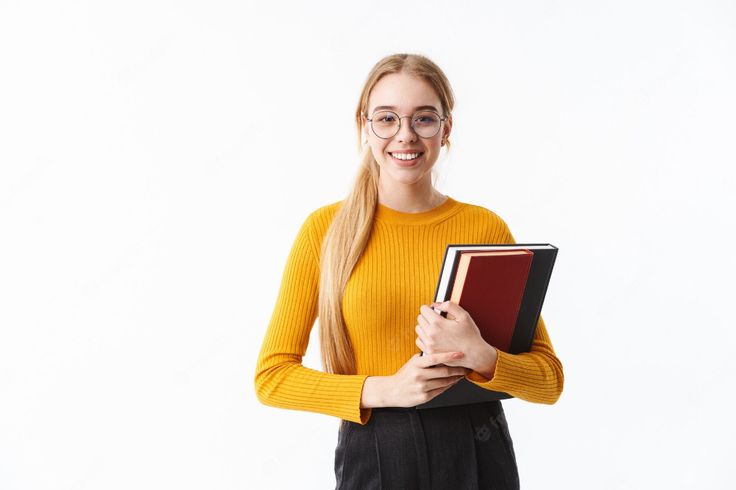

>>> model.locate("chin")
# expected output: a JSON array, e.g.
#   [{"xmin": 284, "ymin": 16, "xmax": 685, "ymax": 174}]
[{"xmin": 385, "ymin": 170, "xmax": 429, "ymax": 185}]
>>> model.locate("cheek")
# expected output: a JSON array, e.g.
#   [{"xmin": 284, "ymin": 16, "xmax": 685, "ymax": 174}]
[
  {"xmin": 369, "ymin": 146, "xmax": 386, "ymax": 164},
  {"xmin": 370, "ymin": 142, "xmax": 389, "ymax": 158}
]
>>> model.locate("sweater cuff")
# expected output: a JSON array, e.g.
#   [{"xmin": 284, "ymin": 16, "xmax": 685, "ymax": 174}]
[
  {"xmin": 348, "ymin": 375, "xmax": 373, "ymax": 425},
  {"xmin": 465, "ymin": 349, "xmax": 511, "ymax": 388}
]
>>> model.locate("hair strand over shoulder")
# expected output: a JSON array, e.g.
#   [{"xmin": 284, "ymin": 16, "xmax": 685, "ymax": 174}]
[{"xmin": 318, "ymin": 53, "xmax": 455, "ymax": 374}]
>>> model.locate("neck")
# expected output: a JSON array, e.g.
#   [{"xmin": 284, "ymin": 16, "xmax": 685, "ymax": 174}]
[{"xmin": 377, "ymin": 181, "xmax": 446, "ymax": 213}]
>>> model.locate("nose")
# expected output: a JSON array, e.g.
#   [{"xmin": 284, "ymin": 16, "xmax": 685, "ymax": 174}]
[{"xmin": 396, "ymin": 116, "xmax": 417, "ymax": 142}]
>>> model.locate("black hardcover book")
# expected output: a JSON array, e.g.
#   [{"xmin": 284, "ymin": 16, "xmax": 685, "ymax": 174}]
[{"xmin": 415, "ymin": 243, "xmax": 558, "ymax": 410}]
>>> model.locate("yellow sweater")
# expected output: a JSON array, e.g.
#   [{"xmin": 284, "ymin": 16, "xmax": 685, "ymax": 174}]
[{"xmin": 254, "ymin": 196, "xmax": 564, "ymax": 425}]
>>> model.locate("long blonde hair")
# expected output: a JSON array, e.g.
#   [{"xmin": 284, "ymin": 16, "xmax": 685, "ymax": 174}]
[{"xmin": 318, "ymin": 53, "xmax": 456, "ymax": 375}]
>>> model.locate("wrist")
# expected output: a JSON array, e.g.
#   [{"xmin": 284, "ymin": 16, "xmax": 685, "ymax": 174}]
[
  {"xmin": 468, "ymin": 342, "xmax": 498, "ymax": 380},
  {"xmin": 360, "ymin": 375, "xmax": 390, "ymax": 408}
]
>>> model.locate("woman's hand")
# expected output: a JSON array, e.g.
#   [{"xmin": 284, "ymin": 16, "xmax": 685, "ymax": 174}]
[
  {"xmin": 415, "ymin": 301, "xmax": 499, "ymax": 377},
  {"xmin": 382, "ymin": 352, "xmax": 473, "ymax": 407}
]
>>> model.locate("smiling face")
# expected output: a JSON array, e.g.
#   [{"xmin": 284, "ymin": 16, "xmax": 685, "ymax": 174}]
[{"xmin": 362, "ymin": 72, "xmax": 452, "ymax": 191}]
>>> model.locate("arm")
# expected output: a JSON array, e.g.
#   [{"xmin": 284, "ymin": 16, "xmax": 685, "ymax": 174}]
[
  {"xmin": 464, "ymin": 314, "xmax": 564, "ymax": 404},
  {"xmin": 254, "ymin": 213, "xmax": 373, "ymax": 424}
]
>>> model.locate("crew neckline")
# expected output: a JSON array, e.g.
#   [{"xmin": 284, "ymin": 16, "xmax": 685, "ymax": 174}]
[{"xmin": 375, "ymin": 195, "xmax": 463, "ymax": 225}]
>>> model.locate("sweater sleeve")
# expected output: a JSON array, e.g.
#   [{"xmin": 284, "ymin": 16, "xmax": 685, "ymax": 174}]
[
  {"xmin": 253, "ymin": 212, "xmax": 373, "ymax": 424},
  {"xmin": 463, "ymin": 219, "xmax": 565, "ymax": 404}
]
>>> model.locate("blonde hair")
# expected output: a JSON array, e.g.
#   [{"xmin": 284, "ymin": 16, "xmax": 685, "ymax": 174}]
[{"xmin": 318, "ymin": 53, "xmax": 456, "ymax": 374}]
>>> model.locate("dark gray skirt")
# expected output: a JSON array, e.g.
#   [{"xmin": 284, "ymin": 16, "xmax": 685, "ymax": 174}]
[{"xmin": 334, "ymin": 400, "xmax": 520, "ymax": 490}]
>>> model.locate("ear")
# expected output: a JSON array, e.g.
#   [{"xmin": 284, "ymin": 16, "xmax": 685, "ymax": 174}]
[{"xmin": 444, "ymin": 113, "xmax": 453, "ymax": 140}]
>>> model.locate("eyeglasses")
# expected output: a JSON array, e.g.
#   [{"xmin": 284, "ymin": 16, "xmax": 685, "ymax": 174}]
[{"xmin": 365, "ymin": 110, "xmax": 448, "ymax": 139}]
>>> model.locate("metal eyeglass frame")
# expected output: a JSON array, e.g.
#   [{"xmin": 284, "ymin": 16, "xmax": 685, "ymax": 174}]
[{"xmin": 364, "ymin": 110, "xmax": 448, "ymax": 139}]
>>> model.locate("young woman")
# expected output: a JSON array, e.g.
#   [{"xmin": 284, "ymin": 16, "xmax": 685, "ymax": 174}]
[{"xmin": 254, "ymin": 53, "xmax": 564, "ymax": 490}]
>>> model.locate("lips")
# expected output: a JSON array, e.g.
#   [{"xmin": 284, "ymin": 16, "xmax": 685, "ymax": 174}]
[{"xmin": 388, "ymin": 151, "xmax": 424, "ymax": 166}]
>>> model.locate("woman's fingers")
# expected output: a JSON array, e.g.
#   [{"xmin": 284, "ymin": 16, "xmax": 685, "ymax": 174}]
[
  {"xmin": 419, "ymin": 350, "xmax": 464, "ymax": 368},
  {"xmin": 415, "ymin": 336, "xmax": 427, "ymax": 352}
]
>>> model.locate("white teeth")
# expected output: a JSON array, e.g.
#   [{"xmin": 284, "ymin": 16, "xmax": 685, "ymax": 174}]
[{"xmin": 391, "ymin": 152, "xmax": 421, "ymax": 160}]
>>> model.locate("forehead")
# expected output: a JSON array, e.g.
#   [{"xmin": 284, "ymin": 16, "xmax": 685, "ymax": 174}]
[{"xmin": 367, "ymin": 72, "xmax": 441, "ymax": 114}]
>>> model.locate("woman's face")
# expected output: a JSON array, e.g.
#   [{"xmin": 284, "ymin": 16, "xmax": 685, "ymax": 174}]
[{"xmin": 362, "ymin": 72, "xmax": 452, "ymax": 189}]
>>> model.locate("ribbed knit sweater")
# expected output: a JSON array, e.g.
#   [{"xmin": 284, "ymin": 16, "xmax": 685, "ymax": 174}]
[{"xmin": 254, "ymin": 196, "xmax": 564, "ymax": 425}]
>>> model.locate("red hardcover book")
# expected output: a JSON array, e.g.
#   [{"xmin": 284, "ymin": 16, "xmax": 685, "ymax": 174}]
[{"xmin": 449, "ymin": 250, "xmax": 533, "ymax": 352}]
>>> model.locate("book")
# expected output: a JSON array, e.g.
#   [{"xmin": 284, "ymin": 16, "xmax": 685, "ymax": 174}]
[{"xmin": 415, "ymin": 243, "xmax": 558, "ymax": 409}]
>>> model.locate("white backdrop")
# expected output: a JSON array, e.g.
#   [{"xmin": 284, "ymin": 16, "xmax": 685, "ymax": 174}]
[{"xmin": 1, "ymin": 1, "xmax": 734, "ymax": 489}]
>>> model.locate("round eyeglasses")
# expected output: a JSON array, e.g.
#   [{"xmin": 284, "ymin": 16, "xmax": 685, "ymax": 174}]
[{"xmin": 365, "ymin": 110, "xmax": 448, "ymax": 139}]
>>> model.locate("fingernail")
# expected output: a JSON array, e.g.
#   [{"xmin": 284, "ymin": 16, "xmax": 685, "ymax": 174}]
[{"xmin": 452, "ymin": 352, "xmax": 464, "ymax": 359}]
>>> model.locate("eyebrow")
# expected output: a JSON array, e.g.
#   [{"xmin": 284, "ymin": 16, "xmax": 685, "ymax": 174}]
[{"xmin": 372, "ymin": 105, "xmax": 439, "ymax": 113}]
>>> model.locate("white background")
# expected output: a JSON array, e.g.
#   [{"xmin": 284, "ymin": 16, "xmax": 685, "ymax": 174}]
[{"xmin": 1, "ymin": 1, "xmax": 734, "ymax": 489}]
